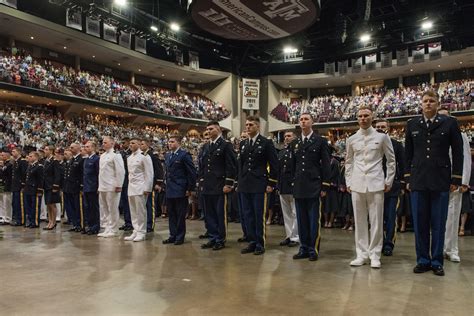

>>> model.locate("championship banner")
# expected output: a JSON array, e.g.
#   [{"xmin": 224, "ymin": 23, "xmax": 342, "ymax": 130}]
[
  {"xmin": 175, "ymin": 49, "xmax": 184, "ymax": 66},
  {"xmin": 352, "ymin": 57, "xmax": 362, "ymax": 73},
  {"xmin": 0, "ymin": 0, "xmax": 17, "ymax": 8},
  {"xmin": 324, "ymin": 62, "xmax": 335, "ymax": 76},
  {"xmin": 283, "ymin": 51, "xmax": 303, "ymax": 63},
  {"xmin": 135, "ymin": 37, "xmax": 146, "ymax": 54},
  {"xmin": 396, "ymin": 48, "xmax": 408, "ymax": 66},
  {"xmin": 86, "ymin": 17, "xmax": 100, "ymax": 38},
  {"xmin": 242, "ymin": 78, "xmax": 260, "ymax": 110},
  {"xmin": 189, "ymin": 51, "xmax": 200, "ymax": 71},
  {"xmin": 413, "ymin": 44, "xmax": 425, "ymax": 63},
  {"xmin": 365, "ymin": 53, "xmax": 376, "ymax": 71},
  {"xmin": 119, "ymin": 31, "xmax": 131, "ymax": 49},
  {"xmin": 66, "ymin": 9, "xmax": 82, "ymax": 31},
  {"xmin": 338, "ymin": 60, "xmax": 348, "ymax": 75},
  {"xmin": 429, "ymin": 42, "xmax": 442, "ymax": 61},
  {"xmin": 103, "ymin": 23, "xmax": 117, "ymax": 43},
  {"xmin": 381, "ymin": 51, "xmax": 392, "ymax": 68}
]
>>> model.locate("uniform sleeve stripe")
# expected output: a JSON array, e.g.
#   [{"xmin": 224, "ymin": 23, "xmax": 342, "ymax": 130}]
[
  {"xmin": 322, "ymin": 182, "xmax": 330, "ymax": 186},
  {"xmin": 404, "ymin": 173, "xmax": 410, "ymax": 177},
  {"xmin": 452, "ymin": 175, "xmax": 462, "ymax": 179},
  {"xmin": 225, "ymin": 178, "xmax": 235, "ymax": 181},
  {"xmin": 268, "ymin": 178, "xmax": 278, "ymax": 183}
]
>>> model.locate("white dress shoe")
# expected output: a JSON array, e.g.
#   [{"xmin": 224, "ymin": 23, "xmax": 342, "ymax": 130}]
[
  {"xmin": 133, "ymin": 235, "xmax": 146, "ymax": 242},
  {"xmin": 124, "ymin": 233, "xmax": 137, "ymax": 241},
  {"xmin": 350, "ymin": 258, "xmax": 366, "ymax": 266},
  {"xmin": 104, "ymin": 232, "xmax": 119, "ymax": 238},
  {"xmin": 370, "ymin": 259, "xmax": 381, "ymax": 269},
  {"xmin": 97, "ymin": 231, "xmax": 109, "ymax": 237},
  {"xmin": 449, "ymin": 253, "xmax": 461, "ymax": 262}
]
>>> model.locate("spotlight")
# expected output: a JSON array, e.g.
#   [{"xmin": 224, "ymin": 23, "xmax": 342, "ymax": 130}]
[
  {"xmin": 283, "ymin": 46, "xmax": 297, "ymax": 54},
  {"xmin": 114, "ymin": 0, "xmax": 127, "ymax": 7},
  {"xmin": 170, "ymin": 23, "xmax": 180, "ymax": 31},
  {"xmin": 360, "ymin": 33, "xmax": 371, "ymax": 43},
  {"xmin": 421, "ymin": 21, "xmax": 433, "ymax": 30},
  {"xmin": 150, "ymin": 25, "xmax": 158, "ymax": 32}
]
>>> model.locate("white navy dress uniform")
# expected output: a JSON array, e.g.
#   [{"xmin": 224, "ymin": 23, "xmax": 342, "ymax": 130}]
[
  {"xmin": 125, "ymin": 149, "xmax": 154, "ymax": 242},
  {"xmin": 345, "ymin": 126, "xmax": 395, "ymax": 268},
  {"xmin": 444, "ymin": 132, "xmax": 471, "ymax": 262},
  {"xmin": 98, "ymin": 148, "xmax": 125, "ymax": 237}
]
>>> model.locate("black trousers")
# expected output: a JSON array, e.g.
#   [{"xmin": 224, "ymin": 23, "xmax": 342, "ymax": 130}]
[
  {"xmin": 84, "ymin": 192, "xmax": 100, "ymax": 233},
  {"xmin": 166, "ymin": 197, "xmax": 188, "ymax": 242}
]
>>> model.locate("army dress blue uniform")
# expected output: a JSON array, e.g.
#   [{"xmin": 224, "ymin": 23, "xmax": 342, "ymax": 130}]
[
  {"xmin": 199, "ymin": 136, "xmax": 237, "ymax": 248},
  {"xmin": 291, "ymin": 132, "xmax": 331, "ymax": 259},
  {"xmin": 63, "ymin": 154, "xmax": 84, "ymax": 231},
  {"xmin": 83, "ymin": 153, "xmax": 100, "ymax": 234},
  {"xmin": 405, "ymin": 114, "xmax": 463, "ymax": 272},
  {"xmin": 382, "ymin": 137, "xmax": 405, "ymax": 254},
  {"xmin": 163, "ymin": 148, "xmax": 197, "ymax": 244},
  {"xmin": 24, "ymin": 161, "xmax": 44, "ymax": 228},
  {"xmin": 238, "ymin": 134, "xmax": 279, "ymax": 254},
  {"xmin": 119, "ymin": 148, "xmax": 132, "ymax": 230},
  {"xmin": 11, "ymin": 157, "xmax": 28, "ymax": 225},
  {"xmin": 143, "ymin": 148, "xmax": 164, "ymax": 232},
  {"xmin": 43, "ymin": 157, "xmax": 61, "ymax": 205}
]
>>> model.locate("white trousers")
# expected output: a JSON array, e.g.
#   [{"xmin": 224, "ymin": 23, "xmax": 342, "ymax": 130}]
[
  {"xmin": 129, "ymin": 195, "xmax": 147, "ymax": 237},
  {"xmin": 99, "ymin": 191, "xmax": 121, "ymax": 234},
  {"xmin": 444, "ymin": 190, "xmax": 462, "ymax": 256},
  {"xmin": 352, "ymin": 191, "xmax": 384, "ymax": 261},
  {"xmin": 280, "ymin": 194, "xmax": 299, "ymax": 242},
  {"xmin": 0, "ymin": 192, "xmax": 12, "ymax": 223}
]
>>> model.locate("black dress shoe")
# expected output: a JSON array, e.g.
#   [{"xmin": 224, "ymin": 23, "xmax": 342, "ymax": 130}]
[
  {"xmin": 174, "ymin": 240, "xmax": 184, "ymax": 245},
  {"xmin": 74, "ymin": 227, "xmax": 82, "ymax": 232},
  {"xmin": 162, "ymin": 238, "xmax": 175, "ymax": 244},
  {"xmin": 119, "ymin": 224, "xmax": 127, "ymax": 230},
  {"xmin": 254, "ymin": 248, "xmax": 265, "ymax": 255},
  {"xmin": 29, "ymin": 225, "xmax": 39, "ymax": 229},
  {"xmin": 432, "ymin": 265, "xmax": 445, "ymax": 276},
  {"xmin": 241, "ymin": 246, "xmax": 255, "ymax": 254},
  {"xmin": 199, "ymin": 232, "xmax": 210, "ymax": 239},
  {"xmin": 279, "ymin": 238, "xmax": 290, "ymax": 246},
  {"xmin": 288, "ymin": 241, "xmax": 299, "ymax": 247},
  {"xmin": 293, "ymin": 252, "xmax": 310, "ymax": 260},
  {"xmin": 10, "ymin": 222, "xmax": 23, "ymax": 226},
  {"xmin": 87, "ymin": 230, "xmax": 98, "ymax": 235},
  {"xmin": 413, "ymin": 264, "xmax": 432, "ymax": 273},
  {"xmin": 212, "ymin": 243, "xmax": 225, "ymax": 251},
  {"xmin": 123, "ymin": 226, "xmax": 133, "ymax": 231},
  {"xmin": 383, "ymin": 248, "xmax": 393, "ymax": 256},
  {"xmin": 68, "ymin": 227, "xmax": 77, "ymax": 232},
  {"xmin": 81, "ymin": 229, "xmax": 89, "ymax": 234},
  {"xmin": 237, "ymin": 236, "xmax": 248, "ymax": 243},
  {"xmin": 308, "ymin": 253, "xmax": 318, "ymax": 261},
  {"xmin": 201, "ymin": 241, "xmax": 215, "ymax": 249}
]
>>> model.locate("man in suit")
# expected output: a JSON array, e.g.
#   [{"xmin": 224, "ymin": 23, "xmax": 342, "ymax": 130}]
[
  {"xmin": 374, "ymin": 119, "xmax": 406, "ymax": 256},
  {"xmin": 23, "ymin": 151, "xmax": 44, "ymax": 228},
  {"xmin": 291, "ymin": 114, "xmax": 331, "ymax": 261},
  {"xmin": 140, "ymin": 139, "xmax": 164, "ymax": 233},
  {"xmin": 238, "ymin": 116, "xmax": 279, "ymax": 255},
  {"xmin": 98, "ymin": 136, "xmax": 125, "ymax": 238},
  {"xmin": 83, "ymin": 141, "xmax": 100, "ymax": 235},
  {"xmin": 10, "ymin": 147, "xmax": 27, "ymax": 226},
  {"xmin": 125, "ymin": 137, "xmax": 154, "ymax": 242},
  {"xmin": 42, "ymin": 145, "xmax": 61, "ymax": 230},
  {"xmin": 0, "ymin": 151, "xmax": 13, "ymax": 225},
  {"xmin": 200, "ymin": 121, "xmax": 237, "ymax": 251},
  {"xmin": 346, "ymin": 107, "xmax": 395, "ymax": 269},
  {"xmin": 278, "ymin": 131, "xmax": 299, "ymax": 247},
  {"xmin": 163, "ymin": 135, "xmax": 197, "ymax": 245},
  {"xmin": 63, "ymin": 143, "xmax": 84, "ymax": 232},
  {"xmin": 405, "ymin": 91, "xmax": 464, "ymax": 276},
  {"xmin": 437, "ymin": 109, "xmax": 471, "ymax": 263},
  {"xmin": 119, "ymin": 137, "xmax": 133, "ymax": 232}
]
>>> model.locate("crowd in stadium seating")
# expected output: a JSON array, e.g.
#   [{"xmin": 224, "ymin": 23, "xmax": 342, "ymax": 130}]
[
  {"xmin": 272, "ymin": 80, "xmax": 474, "ymax": 123},
  {"xmin": 0, "ymin": 52, "xmax": 230, "ymax": 121}
]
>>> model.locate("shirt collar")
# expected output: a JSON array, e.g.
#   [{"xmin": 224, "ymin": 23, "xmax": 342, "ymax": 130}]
[
  {"xmin": 211, "ymin": 135, "xmax": 222, "ymax": 145},
  {"xmin": 302, "ymin": 130, "xmax": 313, "ymax": 141},
  {"xmin": 250, "ymin": 134, "xmax": 259, "ymax": 144},
  {"xmin": 360, "ymin": 126, "xmax": 375, "ymax": 136},
  {"xmin": 424, "ymin": 114, "xmax": 436, "ymax": 123},
  {"xmin": 132, "ymin": 149, "xmax": 142, "ymax": 156},
  {"xmin": 173, "ymin": 148, "xmax": 180, "ymax": 155}
]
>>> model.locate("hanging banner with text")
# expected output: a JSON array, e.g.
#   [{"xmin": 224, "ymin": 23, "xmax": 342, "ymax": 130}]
[
  {"xmin": 135, "ymin": 37, "xmax": 146, "ymax": 54},
  {"xmin": 119, "ymin": 31, "xmax": 131, "ymax": 49},
  {"xmin": 381, "ymin": 51, "xmax": 392, "ymax": 68},
  {"xmin": 66, "ymin": 9, "xmax": 82, "ymax": 31},
  {"xmin": 189, "ymin": 51, "xmax": 200, "ymax": 71},
  {"xmin": 413, "ymin": 44, "xmax": 425, "ymax": 63},
  {"xmin": 429, "ymin": 42, "xmax": 442, "ymax": 60},
  {"xmin": 352, "ymin": 57, "xmax": 362, "ymax": 73},
  {"xmin": 338, "ymin": 60, "xmax": 348, "ymax": 75},
  {"xmin": 242, "ymin": 78, "xmax": 260, "ymax": 110},
  {"xmin": 0, "ymin": 0, "xmax": 17, "ymax": 8},
  {"xmin": 365, "ymin": 53, "xmax": 376, "ymax": 71},
  {"xmin": 396, "ymin": 48, "xmax": 408, "ymax": 66},
  {"xmin": 324, "ymin": 62, "xmax": 335, "ymax": 76},
  {"xmin": 103, "ymin": 23, "xmax": 117, "ymax": 43},
  {"xmin": 86, "ymin": 17, "xmax": 100, "ymax": 38}
]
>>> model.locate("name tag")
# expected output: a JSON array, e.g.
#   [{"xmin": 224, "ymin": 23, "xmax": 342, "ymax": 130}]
[{"xmin": 411, "ymin": 131, "xmax": 419, "ymax": 136}]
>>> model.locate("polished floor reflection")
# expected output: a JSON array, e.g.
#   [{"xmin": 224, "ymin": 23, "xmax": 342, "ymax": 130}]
[{"xmin": 0, "ymin": 220, "xmax": 472, "ymax": 315}]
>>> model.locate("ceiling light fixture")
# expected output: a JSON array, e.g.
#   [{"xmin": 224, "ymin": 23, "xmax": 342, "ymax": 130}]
[
  {"xmin": 170, "ymin": 23, "xmax": 180, "ymax": 31},
  {"xmin": 360, "ymin": 33, "xmax": 371, "ymax": 43},
  {"xmin": 150, "ymin": 25, "xmax": 158, "ymax": 32},
  {"xmin": 283, "ymin": 46, "xmax": 297, "ymax": 54},
  {"xmin": 421, "ymin": 21, "xmax": 433, "ymax": 30},
  {"xmin": 114, "ymin": 0, "xmax": 127, "ymax": 7}
]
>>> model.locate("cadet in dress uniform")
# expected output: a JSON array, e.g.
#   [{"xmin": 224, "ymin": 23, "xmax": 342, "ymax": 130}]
[
  {"xmin": 0, "ymin": 151, "xmax": 13, "ymax": 225},
  {"xmin": 236, "ymin": 131, "xmax": 249, "ymax": 242},
  {"xmin": 24, "ymin": 151, "xmax": 44, "ymax": 228},
  {"xmin": 374, "ymin": 119, "xmax": 406, "ymax": 256},
  {"xmin": 199, "ymin": 121, "xmax": 237, "ymax": 251},
  {"xmin": 42, "ymin": 145, "xmax": 61, "ymax": 230},
  {"xmin": 119, "ymin": 137, "xmax": 133, "ymax": 231},
  {"xmin": 437, "ymin": 109, "xmax": 471, "ymax": 263},
  {"xmin": 162, "ymin": 135, "xmax": 197, "ymax": 245},
  {"xmin": 346, "ymin": 107, "xmax": 395, "ymax": 269},
  {"xmin": 291, "ymin": 113, "xmax": 331, "ymax": 261},
  {"xmin": 277, "ymin": 131, "xmax": 299, "ymax": 247},
  {"xmin": 83, "ymin": 141, "xmax": 100, "ymax": 235},
  {"xmin": 64, "ymin": 143, "xmax": 84, "ymax": 232},
  {"xmin": 324, "ymin": 148, "xmax": 340, "ymax": 228},
  {"xmin": 405, "ymin": 90, "xmax": 463, "ymax": 276},
  {"xmin": 140, "ymin": 139, "xmax": 164, "ymax": 233},
  {"xmin": 10, "ymin": 147, "xmax": 27, "ymax": 226},
  {"xmin": 97, "ymin": 136, "xmax": 125, "ymax": 238},
  {"xmin": 125, "ymin": 137, "xmax": 154, "ymax": 242},
  {"xmin": 238, "ymin": 116, "xmax": 279, "ymax": 255}
]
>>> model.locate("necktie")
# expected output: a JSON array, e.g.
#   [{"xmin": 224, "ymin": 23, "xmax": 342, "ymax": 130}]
[
  {"xmin": 426, "ymin": 120, "xmax": 432, "ymax": 129},
  {"xmin": 303, "ymin": 137, "xmax": 308, "ymax": 144}
]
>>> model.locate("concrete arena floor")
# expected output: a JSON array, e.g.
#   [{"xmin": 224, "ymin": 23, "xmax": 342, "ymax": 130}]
[{"xmin": 0, "ymin": 219, "xmax": 472, "ymax": 316}]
